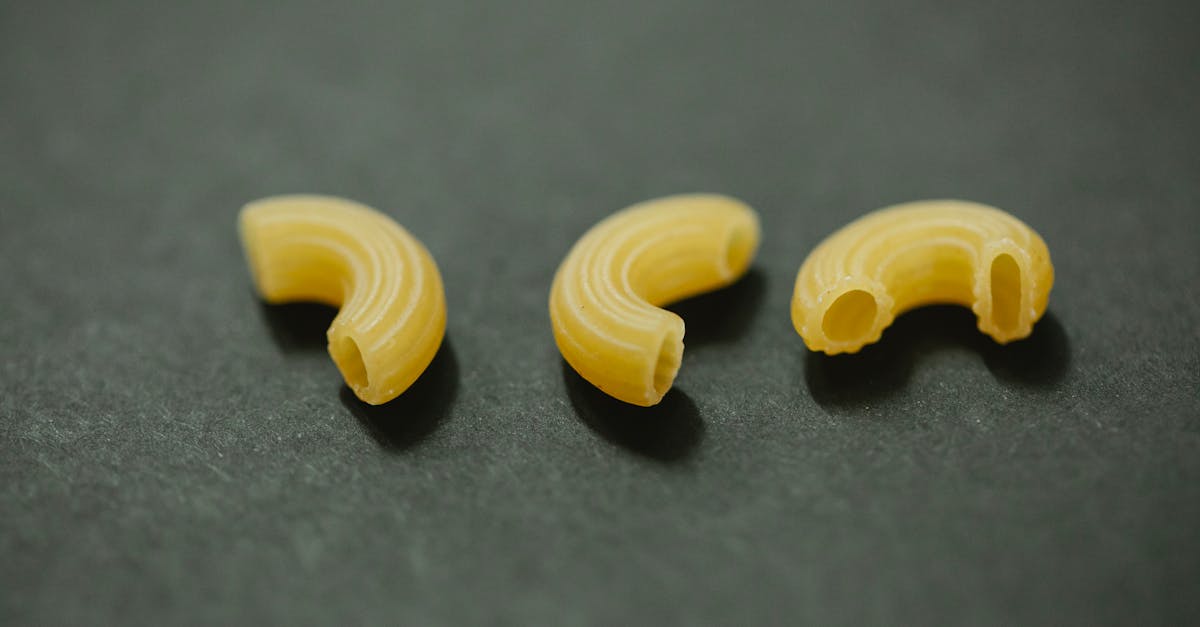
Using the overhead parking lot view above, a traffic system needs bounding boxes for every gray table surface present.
[2,0,1198,624]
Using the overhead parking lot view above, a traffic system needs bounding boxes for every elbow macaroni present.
[792,200,1053,355]
[239,195,446,405]
[550,194,761,406]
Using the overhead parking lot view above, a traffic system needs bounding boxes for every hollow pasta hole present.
[990,253,1022,334]
[334,336,370,392]
[652,333,682,400]
[822,290,877,343]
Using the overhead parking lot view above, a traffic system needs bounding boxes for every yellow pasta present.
[550,194,761,406]
[239,195,446,405]
[792,200,1053,355]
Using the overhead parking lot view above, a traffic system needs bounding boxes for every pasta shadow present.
[339,338,459,451]
[562,361,704,463]
[666,268,765,345]
[257,300,337,352]
[804,307,1070,409]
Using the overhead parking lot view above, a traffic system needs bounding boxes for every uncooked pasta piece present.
[550,194,761,406]
[792,199,1054,355]
[239,195,446,404]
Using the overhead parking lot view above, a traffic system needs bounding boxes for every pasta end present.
[331,335,371,399]
[987,252,1023,339]
[821,289,880,346]
[649,329,684,405]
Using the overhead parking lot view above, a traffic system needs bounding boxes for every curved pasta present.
[550,194,761,406]
[239,195,446,405]
[792,200,1053,355]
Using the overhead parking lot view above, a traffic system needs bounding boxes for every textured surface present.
[550,194,759,405]
[2,0,1198,624]
[791,200,1054,354]
[239,195,447,405]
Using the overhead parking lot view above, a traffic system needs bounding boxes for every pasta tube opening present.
[652,329,685,401]
[331,335,370,394]
[989,253,1023,340]
[821,289,879,344]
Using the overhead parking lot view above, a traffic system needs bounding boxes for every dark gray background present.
[2,0,1198,624]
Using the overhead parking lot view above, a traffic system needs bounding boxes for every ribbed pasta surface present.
[550,194,760,406]
[792,200,1053,355]
[239,195,446,405]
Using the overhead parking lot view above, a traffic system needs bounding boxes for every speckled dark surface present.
[2,0,1198,624]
